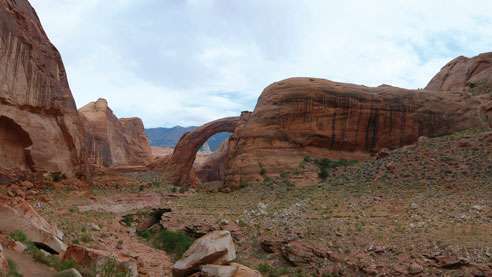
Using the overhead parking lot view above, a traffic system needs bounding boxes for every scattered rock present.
[88,223,101,231]
[173,230,236,277]
[408,262,424,275]
[13,241,27,253]
[63,245,137,276]
[0,244,8,274]
[231,263,262,277]
[0,196,66,253]
[54,268,83,277]
[200,264,237,277]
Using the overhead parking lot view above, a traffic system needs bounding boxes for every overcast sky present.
[30,0,492,128]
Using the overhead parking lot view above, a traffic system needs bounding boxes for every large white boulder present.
[172,230,236,277]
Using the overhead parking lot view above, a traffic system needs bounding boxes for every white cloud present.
[29,0,492,127]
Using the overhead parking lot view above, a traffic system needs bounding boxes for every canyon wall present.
[79,98,152,168]
[0,0,87,177]
[223,77,488,188]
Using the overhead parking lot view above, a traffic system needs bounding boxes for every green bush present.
[315,159,358,180]
[148,230,194,258]
[256,263,290,277]
[6,258,22,277]
[8,230,27,243]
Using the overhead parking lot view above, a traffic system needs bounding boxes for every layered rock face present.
[426,52,492,127]
[224,77,488,187]
[426,52,492,92]
[0,0,86,177]
[79,98,152,167]
[163,115,247,186]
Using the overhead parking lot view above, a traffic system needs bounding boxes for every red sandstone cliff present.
[0,0,87,178]
[79,98,152,168]
[223,77,490,188]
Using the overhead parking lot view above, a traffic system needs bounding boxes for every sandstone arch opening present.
[164,116,241,186]
[0,116,34,171]
[194,132,232,184]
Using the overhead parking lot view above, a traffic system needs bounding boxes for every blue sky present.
[30,0,492,127]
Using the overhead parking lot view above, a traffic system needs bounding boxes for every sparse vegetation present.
[6,259,22,277]
[138,229,194,259]
[257,263,290,277]
[314,158,358,180]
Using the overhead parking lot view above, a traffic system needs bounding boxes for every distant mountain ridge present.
[145,126,230,151]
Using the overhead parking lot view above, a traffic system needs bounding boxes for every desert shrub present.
[6,259,22,277]
[152,230,194,258]
[49,172,66,182]
[98,258,131,277]
[121,215,134,227]
[8,230,27,243]
[257,263,290,277]
[315,159,358,180]
[138,229,193,258]
[259,163,267,176]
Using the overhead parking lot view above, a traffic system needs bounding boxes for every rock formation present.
[164,114,250,186]
[426,52,492,127]
[195,140,230,183]
[426,52,492,92]
[0,0,87,177]
[0,196,66,253]
[79,98,152,168]
[223,77,489,188]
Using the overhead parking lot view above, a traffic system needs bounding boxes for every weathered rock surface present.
[164,114,250,186]
[223,77,488,187]
[198,263,262,277]
[63,245,137,276]
[195,140,230,183]
[0,243,7,274]
[54,268,83,277]
[426,52,492,92]
[0,196,66,253]
[0,0,88,177]
[426,52,492,127]
[173,230,236,277]
[79,98,151,167]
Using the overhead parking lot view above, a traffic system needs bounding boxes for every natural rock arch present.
[164,115,246,186]
[0,116,34,171]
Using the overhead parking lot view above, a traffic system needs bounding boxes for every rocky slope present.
[79,98,152,168]
[0,0,87,178]
[223,76,491,188]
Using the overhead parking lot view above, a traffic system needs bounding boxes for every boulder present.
[0,243,8,274]
[54,268,83,277]
[173,230,236,277]
[63,245,137,276]
[200,264,237,277]
[230,263,262,277]
[0,0,88,178]
[0,196,66,253]
[197,264,262,277]
[79,98,152,168]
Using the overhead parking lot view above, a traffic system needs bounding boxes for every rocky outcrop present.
[79,98,152,167]
[173,230,236,277]
[0,196,66,253]
[63,245,138,276]
[426,52,492,92]
[164,114,250,186]
[0,0,87,177]
[223,77,488,188]
[0,243,7,274]
[426,52,492,127]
